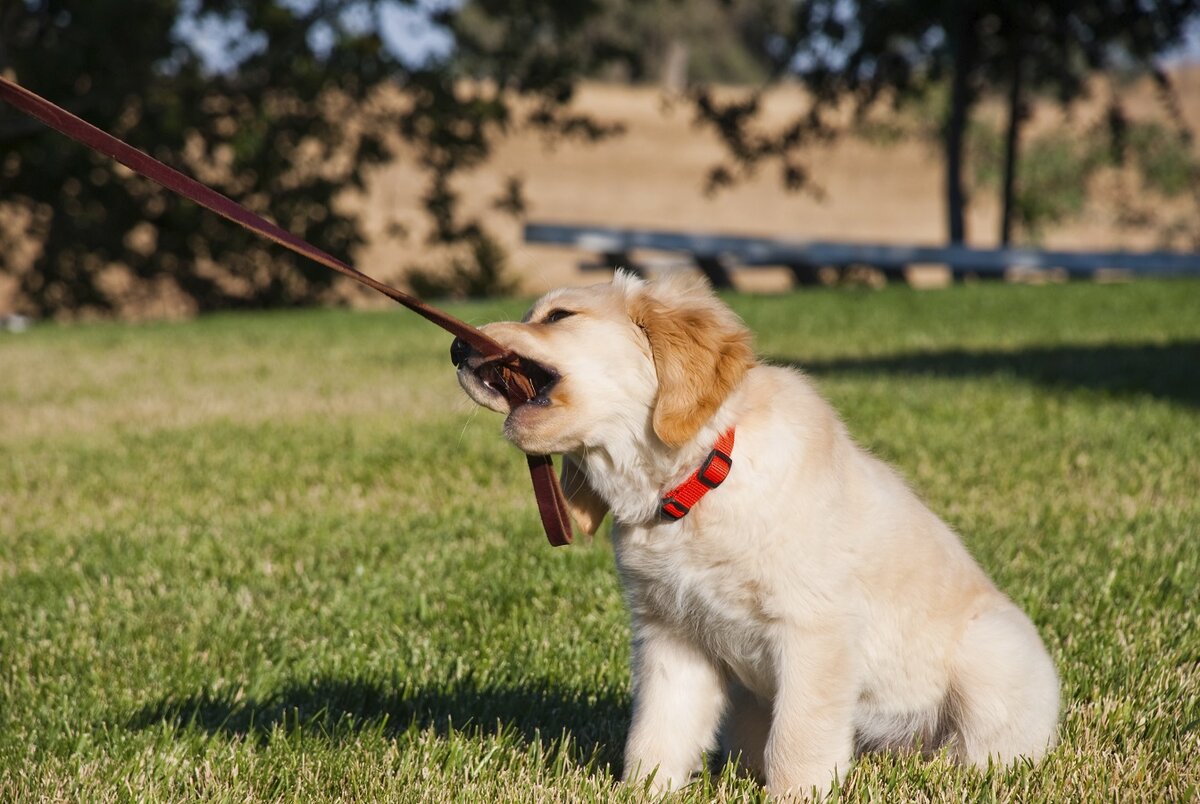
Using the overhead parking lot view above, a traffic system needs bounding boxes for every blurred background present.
[2,0,1199,317]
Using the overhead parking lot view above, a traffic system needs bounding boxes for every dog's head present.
[454,272,754,531]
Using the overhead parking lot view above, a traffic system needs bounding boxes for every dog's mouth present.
[474,355,560,407]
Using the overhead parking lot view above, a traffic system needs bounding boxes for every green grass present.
[2,280,1198,801]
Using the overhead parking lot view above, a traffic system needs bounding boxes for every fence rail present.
[525,222,1200,287]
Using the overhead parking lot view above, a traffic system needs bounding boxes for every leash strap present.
[0,74,573,546]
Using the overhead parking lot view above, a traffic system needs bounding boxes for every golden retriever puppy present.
[453,272,1059,797]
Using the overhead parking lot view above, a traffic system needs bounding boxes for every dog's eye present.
[543,309,576,324]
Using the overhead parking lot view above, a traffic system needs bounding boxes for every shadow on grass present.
[127,676,628,776]
[773,340,1200,408]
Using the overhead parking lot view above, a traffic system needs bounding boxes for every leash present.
[0,74,573,546]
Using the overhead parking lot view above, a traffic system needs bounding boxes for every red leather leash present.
[0,75,573,546]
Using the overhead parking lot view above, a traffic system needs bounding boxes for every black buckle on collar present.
[698,448,733,489]
[660,498,690,520]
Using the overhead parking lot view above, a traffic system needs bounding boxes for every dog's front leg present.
[764,624,857,799]
[622,621,726,792]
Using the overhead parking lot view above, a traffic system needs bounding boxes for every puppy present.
[454,273,1059,796]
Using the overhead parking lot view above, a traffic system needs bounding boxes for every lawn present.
[2,280,1198,802]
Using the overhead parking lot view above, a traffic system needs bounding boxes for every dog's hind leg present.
[948,605,1060,766]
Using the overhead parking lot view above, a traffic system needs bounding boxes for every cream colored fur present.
[456,273,1059,798]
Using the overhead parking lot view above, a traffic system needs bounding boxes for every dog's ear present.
[559,453,609,536]
[630,277,754,447]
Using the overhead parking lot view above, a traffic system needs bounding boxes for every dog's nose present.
[450,336,473,367]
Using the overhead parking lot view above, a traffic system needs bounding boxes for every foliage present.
[0,1,623,317]
[686,1,1200,242]
[1124,120,1199,199]
[1,0,392,316]
[2,281,1199,799]
[453,0,794,87]
[968,115,1200,244]
[970,123,1105,242]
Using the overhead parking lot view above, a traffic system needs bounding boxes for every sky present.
[1166,15,1200,64]
[174,0,455,73]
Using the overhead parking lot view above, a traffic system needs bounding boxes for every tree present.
[976,2,1200,245]
[2,1,384,315]
[0,0,624,316]
[689,0,1200,245]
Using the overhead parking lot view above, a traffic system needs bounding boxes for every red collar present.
[659,427,735,521]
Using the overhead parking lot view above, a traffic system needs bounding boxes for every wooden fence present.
[525,222,1200,288]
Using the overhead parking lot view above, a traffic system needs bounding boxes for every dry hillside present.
[349,67,1200,297]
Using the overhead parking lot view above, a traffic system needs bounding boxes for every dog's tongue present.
[477,353,574,546]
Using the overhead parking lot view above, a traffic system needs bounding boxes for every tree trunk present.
[1000,34,1024,246]
[661,39,689,94]
[945,4,975,245]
